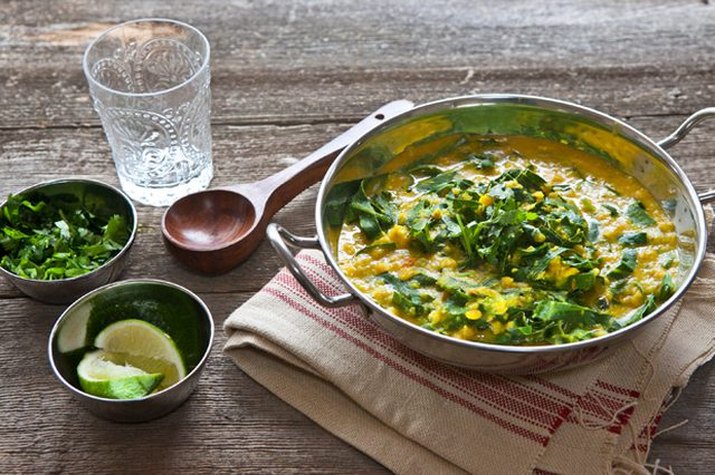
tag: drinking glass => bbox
[83,19,213,206]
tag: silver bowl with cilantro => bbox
[0,179,137,304]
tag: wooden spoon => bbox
[161,100,414,274]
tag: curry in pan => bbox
[332,134,678,346]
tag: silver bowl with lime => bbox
[48,279,214,422]
[0,178,137,304]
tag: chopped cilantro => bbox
[0,193,131,280]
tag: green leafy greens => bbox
[336,140,677,346]
[0,193,131,280]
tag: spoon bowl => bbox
[161,100,414,274]
[164,189,256,250]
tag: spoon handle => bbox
[254,100,414,218]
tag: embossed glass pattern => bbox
[83,19,213,206]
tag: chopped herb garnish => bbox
[0,193,131,280]
[336,133,678,346]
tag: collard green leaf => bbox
[436,272,482,299]
[408,164,443,177]
[657,273,675,301]
[468,153,496,170]
[533,300,611,328]
[496,168,546,190]
[356,242,397,255]
[380,272,428,316]
[568,268,599,292]
[324,180,361,227]
[613,295,656,329]
[414,170,458,194]
[626,201,656,226]
[618,232,648,247]
[607,249,637,280]
[346,180,397,241]
[513,246,563,284]
[587,220,599,242]
[661,199,677,214]
[603,204,619,217]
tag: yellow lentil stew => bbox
[331,134,679,346]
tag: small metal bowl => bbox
[0,178,137,304]
[48,279,214,422]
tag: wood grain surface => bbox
[1,1,714,473]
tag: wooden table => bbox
[1,1,714,472]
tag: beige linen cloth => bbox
[224,250,715,474]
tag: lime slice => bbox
[57,305,91,353]
[100,351,183,391]
[94,319,186,390]
[77,350,164,400]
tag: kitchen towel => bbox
[224,250,715,474]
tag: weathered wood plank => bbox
[0,0,713,128]
[649,363,715,471]
[2,0,713,69]
[2,118,715,472]
[1,63,713,130]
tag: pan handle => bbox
[657,107,715,149]
[657,107,715,204]
[267,223,358,308]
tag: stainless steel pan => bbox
[268,94,715,374]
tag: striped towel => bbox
[224,250,715,474]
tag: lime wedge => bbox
[100,351,183,391]
[57,305,91,353]
[94,319,186,390]
[77,350,164,400]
